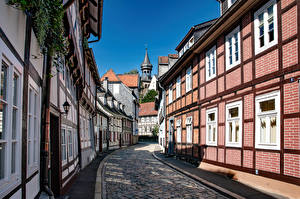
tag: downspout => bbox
[40,49,54,198]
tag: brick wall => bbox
[284,154,300,178]
[243,150,253,168]
[256,151,280,174]
[226,149,241,166]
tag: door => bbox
[50,114,61,196]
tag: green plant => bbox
[152,125,159,137]
[124,69,138,74]
[8,0,66,56]
[141,89,158,103]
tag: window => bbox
[206,46,216,81]
[254,0,277,54]
[27,84,40,174]
[206,108,218,146]
[226,26,241,69]
[228,0,237,8]
[226,101,242,147]
[176,119,181,143]
[186,117,192,143]
[68,130,73,159]
[141,118,145,123]
[61,129,67,163]
[255,91,280,150]
[179,49,184,58]
[176,76,181,98]
[0,54,22,193]
[189,36,194,47]
[168,84,173,104]
[186,67,192,92]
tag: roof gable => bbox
[100,69,121,82]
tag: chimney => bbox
[103,77,108,91]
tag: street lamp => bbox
[63,100,71,115]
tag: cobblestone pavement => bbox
[102,143,228,199]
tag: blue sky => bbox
[89,0,220,77]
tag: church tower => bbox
[140,48,153,96]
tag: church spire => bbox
[141,48,153,68]
[140,48,153,82]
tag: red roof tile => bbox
[139,102,157,117]
[117,74,139,88]
[100,69,120,82]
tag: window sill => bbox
[206,142,217,146]
[0,176,21,199]
[225,142,242,148]
[255,143,280,150]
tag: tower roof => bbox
[141,48,153,69]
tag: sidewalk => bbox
[59,150,114,199]
[153,151,282,199]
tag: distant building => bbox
[158,54,178,78]
[140,48,153,96]
[138,102,158,136]
[100,69,139,144]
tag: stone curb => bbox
[94,145,137,199]
[152,151,245,199]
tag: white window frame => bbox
[206,108,218,146]
[186,117,193,143]
[186,66,192,92]
[179,49,184,58]
[228,0,237,8]
[226,101,242,147]
[225,26,241,70]
[254,0,278,55]
[0,43,23,197]
[169,84,173,104]
[27,77,41,177]
[176,119,181,143]
[255,90,280,150]
[206,46,217,81]
[61,127,68,166]
[176,76,181,98]
[67,129,73,160]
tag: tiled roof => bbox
[117,74,139,88]
[168,54,178,59]
[139,102,157,117]
[158,56,168,64]
[100,69,121,82]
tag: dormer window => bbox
[179,49,184,58]
[228,0,237,8]
[189,36,194,47]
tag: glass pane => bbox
[258,13,264,24]
[34,140,37,163]
[11,142,16,174]
[208,113,215,121]
[62,145,66,161]
[208,125,211,141]
[229,122,233,142]
[13,73,18,106]
[268,6,273,18]
[29,89,32,115]
[27,140,31,165]
[260,99,275,112]
[213,126,216,142]
[0,102,6,139]
[34,93,37,116]
[269,29,274,42]
[0,63,7,100]
[270,116,276,143]
[12,108,17,139]
[229,107,238,118]
[61,129,65,144]
[260,118,266,143]
[0,143,5,179]
[235,121,239,142]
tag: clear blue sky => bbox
[89,0,220,77]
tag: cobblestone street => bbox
[102,143,228,199]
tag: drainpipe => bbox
[40,50,54,198]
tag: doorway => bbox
[49,113,61,196]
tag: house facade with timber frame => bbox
[160,0,300,197]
